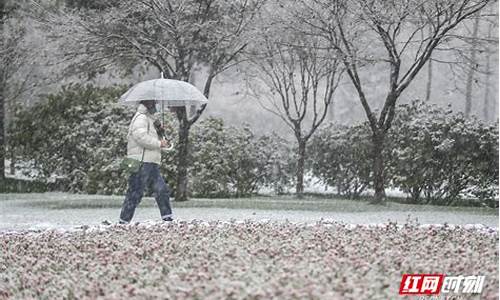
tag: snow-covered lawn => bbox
[0,193,498,231]
[1,194,497,298]
[0,221,498,299]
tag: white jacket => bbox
[127,104,161,165]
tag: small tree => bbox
[246,4,342,195]
[294,0,492,203]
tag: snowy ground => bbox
[1,194,498,299]
[1,221,498,299]
[0,193,497,231]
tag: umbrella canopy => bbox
[119,77,208,107]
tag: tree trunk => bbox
[483,47,491,122]
[464,15,480,117]
[0,82,4,182]
[483,23,493,122]
[371,131,386,204]
[9,149,14,175]
[425,58,432,101]
[8,98,14,175]
[0,1,6,182]
[175,115,190,202]
[425,27,433,102]
[295,140,306,197]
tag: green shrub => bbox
[0,178,50,193]
[389,100,498,206]
[309,100,498,207]
[309,123,373,198]
[9,89,293,197]
[189,118,293,197]
[10,84,133,194]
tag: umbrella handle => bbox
[161,141,175,152]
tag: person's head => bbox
[140,100,157,114]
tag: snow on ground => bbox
[1,206,498,232]
[0,193,497,232]
[1,193,498,299]
[1,221,498,299]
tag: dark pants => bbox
[119,162,172,223]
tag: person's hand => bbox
[160,139,169,148]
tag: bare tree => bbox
[245,8,342,195]
[32,0,264,201]
[428,4,498,118]
[294,0,492,203]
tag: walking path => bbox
[1,194,497,231]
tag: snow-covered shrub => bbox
[189,118,231,197]
[11,84,133,194]
[257,133,295,195]
[309,101,498,206]
[225,125,266,196]
[389,100,498,206]
[0,177,49,193]
[190,118,293,197]
[388,101,448,203]
[309,123,373,198]
[10,86,293,197]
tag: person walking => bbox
[119,100,173,224]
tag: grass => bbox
[0,192,497,215]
